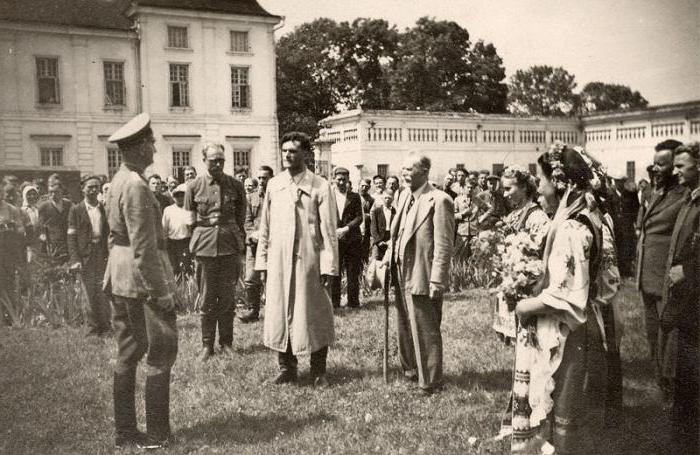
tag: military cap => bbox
[108,113,152,144]
[334,166,350,176]
[172,184,187,195]
[486,174,500,181]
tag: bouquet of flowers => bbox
[496,231,545,345]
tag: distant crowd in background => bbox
[0,133,697,453]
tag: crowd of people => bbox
[0,110,697,454]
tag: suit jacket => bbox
[336,190,363,246]
[67,200,109,265]
[370,204,394,260]
[662,188,700,326]
[389,183,455,295]
[244,191,263,237]
[37,198,73,259]
[360,193,374,238]
[636,183,688,294]
[104,163,174,299]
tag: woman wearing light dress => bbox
[492,166,550,343]
[509,144,610,455]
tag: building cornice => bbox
[127,6,281,25]
[581,100,700,125]
[319,109,580,126]
[0,20,137,39]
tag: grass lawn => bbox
[0,280,675,454]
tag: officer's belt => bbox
[112,234,166,250]
[196,217,234,227]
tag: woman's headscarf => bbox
[21,185,39,226]
[22,185,39,208]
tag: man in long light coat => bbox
[255,132,339,387]
[388,152,454,395]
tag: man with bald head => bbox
[637,138,687,400]
[388,152,454,395]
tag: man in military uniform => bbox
[239,165,273,323]
[184,143,246,361]
[104,113,178,449]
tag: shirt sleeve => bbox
[540,219,593,330]
[183,181,197,225]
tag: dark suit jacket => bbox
[38,198,73,259]
[370,204,394,259]
[662,189,700,327]
[67,200,109,265]
[360,192,374,238]
[336,190,363,246]
[636,183,688,295]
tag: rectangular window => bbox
[626,161,636,181]
[107,147,122,178]
[172,148,191,181]
[377,164,388,178]
[456,163,465,171]
[167,26,188,48]
[104,61,125,106]
[230,31,249,52]
[231,67,250,109]
[169,64,189,107]
[528,163,537,175]
[36,57,60,105]
[40,147,63,166]
[492,163,505,176]
[233,148,250,173]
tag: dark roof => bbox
[138,0,278,18]
[0,0,133,31]
[0,0,277,31]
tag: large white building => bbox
[0,0,280,181]
[318,101,700,183]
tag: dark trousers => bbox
[331,241,362,308]
[112,295,177,441]
[394,268,444,390]
[166,238,192,278]
[673,324,699,453]
[243,245,262,311]
[278,337,328,377]
[642,292,668,389]
[81,247,111,335]
[198,255,239,349]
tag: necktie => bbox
[406,195,415,216]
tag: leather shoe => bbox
[403,370,418,382]
[238,308,260,323]
[115,430,148,448]
[268,371,297,385]
[313,375,330,388]
[199,347,215,363]
[137,435,170,450]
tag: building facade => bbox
[317,109,582,183]
[0,0,280,181]
[318,101,700,183]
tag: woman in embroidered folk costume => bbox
[509,142,609,454]
[493,166,551,343]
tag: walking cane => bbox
[382,262,390,384]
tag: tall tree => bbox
[507,65,578,116]
[463,40,508,113]
[578,82,648,114]
[337,18,400,109]
[276,18,346,137]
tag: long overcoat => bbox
[255,169,339,355]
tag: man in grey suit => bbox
[636,138,687,398]
[389,152,454,395]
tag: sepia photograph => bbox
[0,0,698,453]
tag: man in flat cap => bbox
[67,175,110,337]
[184,142,246,361]
[104,113,178,449]
[331,166,364,309]
[476,174,507,230]
[255,131,338,386]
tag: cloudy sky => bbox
[258,0,700,105]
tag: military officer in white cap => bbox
[104,113,178,449]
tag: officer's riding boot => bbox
[239,287,260,323]
[200,315,215,361]
[145,371,172,446]
[114,369,145,447]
